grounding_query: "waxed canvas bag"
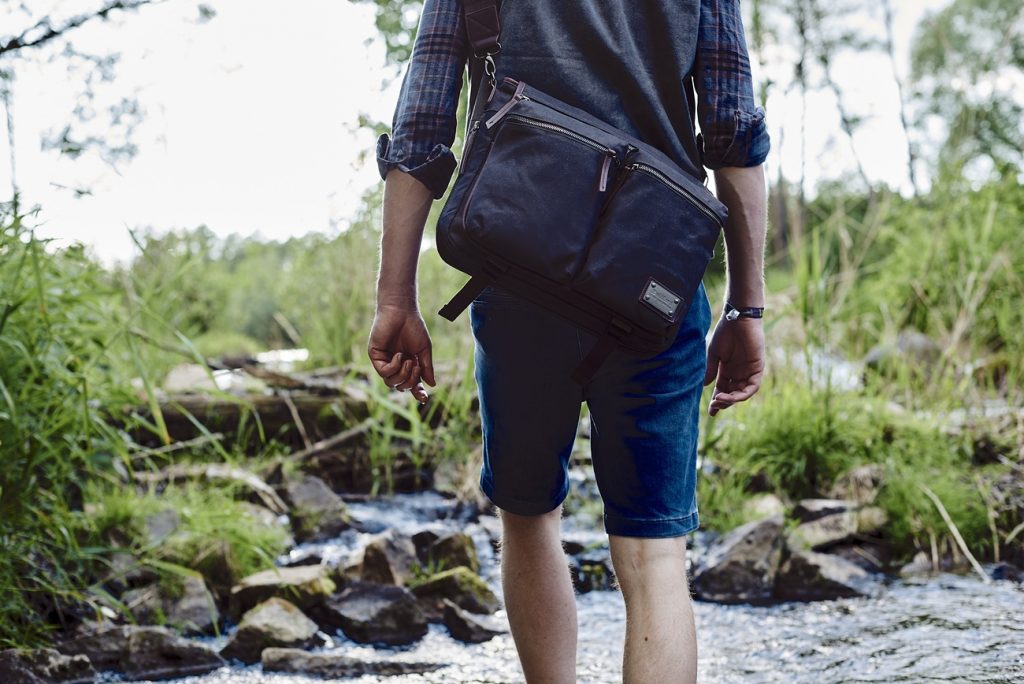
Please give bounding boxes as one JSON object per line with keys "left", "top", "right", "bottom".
{"left": 436, "top": 0, "right": 728, "bottom": 385}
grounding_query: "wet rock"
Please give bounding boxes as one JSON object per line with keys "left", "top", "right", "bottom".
{"left": 829, "top": 464, "right": 884, "bottom": 505}
{"left": 774, "top": 549, "right": 872, "bottom": 601}
{"left": 424, "top": 532, "right": 480, "bottom": 574}
{"left": 412, "top": 530, "right": 441, "bottom": 564}
{"left": 121, "top": 627, "right": 225, "bottom": 680}
{"left": 988, "top": 561, "right": 1024, "bottom": 583}
{"left": 898, "top": 550, "right": 935, "bottom": 577}
{"left": 58, "top": 626, "right": 224, "bottom": 680}
{"left": 361, "top": 530, "right": 418, "bottom": 587}
{"left": 561, "top": 539, "right": 586, "bottom": 556}
{"left": 411, "top": 566, "right": 501, "bottom": 615}
{"left": 282, "top": 474, "right": 353, "bottom": 542}
{"left": 824, "top": 540, "right": 894, "bottom": 574}
{"left": 573, "top": 550, "right": 616, "bottom": 593}
{"left": 261, "top": 648, "right": 443, "bottom": 677}
{"left": 442, "top": 598, "right": 505, "bottom": 643}
{"left": 221, "top": 598, "right": 323, "bottom": 665}
{"left": 742, "top": 493, "right": 787, "bottom": 521}
{"left": 791, "top": 498, "right": 855, "bottom": 523}
{"left": 309, "top": 580, "right": 428, "bottom": 646}
{"left": 228, "top": 565, "right": 336, "bottom": 619}
{"left": 122, "top": 575, "right": 219, "bottom": 635}
{"left": 0, "top": 647, "right": 96, "bottom": 684}
{"left": 691, "top": 514, "right": 784, "bottom": 604}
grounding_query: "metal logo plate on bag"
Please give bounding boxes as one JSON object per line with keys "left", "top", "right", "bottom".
{"left": 639, "top": 277, "right": 683, "bottom": 322}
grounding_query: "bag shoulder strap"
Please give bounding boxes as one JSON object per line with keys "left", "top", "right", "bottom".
{"left": 462, "top": 0, "right": 502, "bottom": 57}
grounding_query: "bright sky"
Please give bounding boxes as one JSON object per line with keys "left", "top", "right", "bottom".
{"left": 0, "top": 0, "right": 949, "bottom": 265}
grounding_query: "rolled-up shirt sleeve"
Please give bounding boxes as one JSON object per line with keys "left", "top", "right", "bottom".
{"left": 375, "top": 0, "right": 469, "bottom": 200}
{"left": 693, "top": 0, "right": 771, "bottom": 169}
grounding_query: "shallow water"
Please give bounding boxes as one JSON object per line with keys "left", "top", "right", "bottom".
{"left": 155, "top": 491, "right": 1023, "bottom": 684}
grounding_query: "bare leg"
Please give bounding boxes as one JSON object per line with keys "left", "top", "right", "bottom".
{"left": 608, "top": 534, "right": 697, "bottom": 684}
{"left": 499, "top": 505, "right": 577, "bottom": 683}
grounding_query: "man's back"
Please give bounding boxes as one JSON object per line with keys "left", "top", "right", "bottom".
{"left": 468, "top": 0, "right": 703, "bottom": 174}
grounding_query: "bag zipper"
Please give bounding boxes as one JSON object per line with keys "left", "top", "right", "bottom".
{"left": 503, "top": 114, "right": 616, "bottom": 157}
{"left": 486, "top": 80, "right": 530, "bottom": 128}
{"left": 458, "top": 119, "right": 482, "bottom": 176}
{"left": 627, "top": 162, "right": 723, "bottom": 227}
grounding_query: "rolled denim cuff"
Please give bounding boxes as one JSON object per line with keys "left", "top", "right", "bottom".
{"left": 702, "top": 106, "right": 771, "bottom": 169}
{"left": 375, "top": 133, "right": 458, "bottom": 200}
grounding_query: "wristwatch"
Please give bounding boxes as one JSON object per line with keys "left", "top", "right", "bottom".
{"left": 723, "top": 301, "right": 764, "bottom": 321}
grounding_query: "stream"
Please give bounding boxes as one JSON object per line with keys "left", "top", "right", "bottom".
{"left": 147, "top": 488, "right": 1022, "bottom": 684}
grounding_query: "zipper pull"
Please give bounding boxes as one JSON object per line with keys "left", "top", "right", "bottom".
{"left": 598, "top": 151, "right": 615, "bottom": 192}
{"left": 485, "top": 80, "right": 529, "bottom": 129}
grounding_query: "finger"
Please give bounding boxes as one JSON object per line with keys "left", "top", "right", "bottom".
{"left": 713, "top": 380, "right": 761, "bottom": 405}
{"left": 373, "top": 351, "right": 404, "bottom": 378}
{"left": 418, "top": 347, "right": 436, "bottom": 387}
{"left": 389, "top": 358, "right": 418, "bottom": 390}
{"left": 397, "top": 362, "right": 422, "bottom": 391}
{"left": 411, "top": 381, "right": 429, "bottom": 404}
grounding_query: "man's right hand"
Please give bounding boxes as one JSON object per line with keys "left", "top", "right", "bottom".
{"left": 703, "top": 316, "right": 765, "bottom": 416}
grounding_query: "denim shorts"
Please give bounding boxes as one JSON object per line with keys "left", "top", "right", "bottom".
{"left": 469, "top": 280, "right": 712, "bottom": 538}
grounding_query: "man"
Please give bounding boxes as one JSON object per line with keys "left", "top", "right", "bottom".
{"left": 368, "top": 0, "right": 768, "bottom": 681}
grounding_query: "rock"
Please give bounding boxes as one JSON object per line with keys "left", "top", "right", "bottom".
{"left": 442, "top": 599, "right": 505, "bottom": 643}
{"left": 221, "top": 598, "right": 323, "bottom": 665}
{"left": 562, "top": 539, "right": 586, "bottom": 556}
{"left": 121, "top": 627, "right": 225, "bottom": 680}
{"left": 192, "top": 540, "right": 237, "bottom": 607}
{"left": 411, "top": 567, "right": 501, "bottom": 615}
{"left": 0, "top": 648, "right": 96, "bottom": 684}
{"left": 989, "top": 561, "right": 1024, "bottom": 583}
{"left": 898, "top": 550, "right": 935, "bottom": 577}
{"left": 425, "top": 532, "right": 480, "bottom": 574}
{"left": 58, "top": 626, "right": 224, "bottom": 681}
{"left": 573, "top": 549, "right": 616, "bottom": 593}
{"left": 824, "top": 540, "right": 894, "bottom": 574}
{"left": 741, "top": 493, "right": 787, "bottom": 521}
{"left": 863, "top": 330, "right": 942, "bottom": 375}
{"left": 283, "top": 474, "right": 353, "bottom": 542}
{"left": 829, "top": 464, "right": 884, "bottom": 505}
{"left": 361, "top": 530, "right": 418, "bottom": 587}
{"left": 144, "top": 509, "right": 181, "bottom": 546}
{"left": 855, "top": 506, "right": 888, "bottom": 535}
{"left": 122, "top": 575, "right": 219, "bottom": 635}
{"left": 309, "top": 580, "right": 427, "bottom": 646}
{"left": 412, "top": 530, "right": 441, "bottom": 564}
{"left": 773, "top": 549, "right": 873, "bottom": 601}
{"left": 228, "top": 565, "right": 336, "bottom": 619}
{"left": 791, "top": 498, "right": 855, "bottom": 523}
{"left": 786, "top": 505, "right": 888, "bottom": 551}
{"left": 691, "top": 514, "right": 784, "bottom": 604}
{"left": 261, "top": 648, "right": 443, "bottom": 677}
{"left": 785, "top": 510, "right": 859, "bottom": 550}
{"left": 108, "top": 552, "right": 156, "bottom": 590}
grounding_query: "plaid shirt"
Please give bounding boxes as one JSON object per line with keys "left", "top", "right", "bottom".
{"left": 376, "top": 0, "right": 770, "bottom": 200}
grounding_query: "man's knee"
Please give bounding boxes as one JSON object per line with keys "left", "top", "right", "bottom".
{"left": 608, "top": 535, "right": 688, "bottom": 589}
{"left": 499, "top": 503, "right": 563, "bottom": 531}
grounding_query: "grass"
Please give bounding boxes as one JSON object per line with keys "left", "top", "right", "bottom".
{"left": 0, "top": 159, "right": 1022, "bottom": 647}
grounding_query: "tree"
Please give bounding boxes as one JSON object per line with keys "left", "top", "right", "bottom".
{"left": 0, "top": 1, "right": 216, "bottom": 204}
{"left": 910, "top": 0, "right": 1024, "bottom": 179}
